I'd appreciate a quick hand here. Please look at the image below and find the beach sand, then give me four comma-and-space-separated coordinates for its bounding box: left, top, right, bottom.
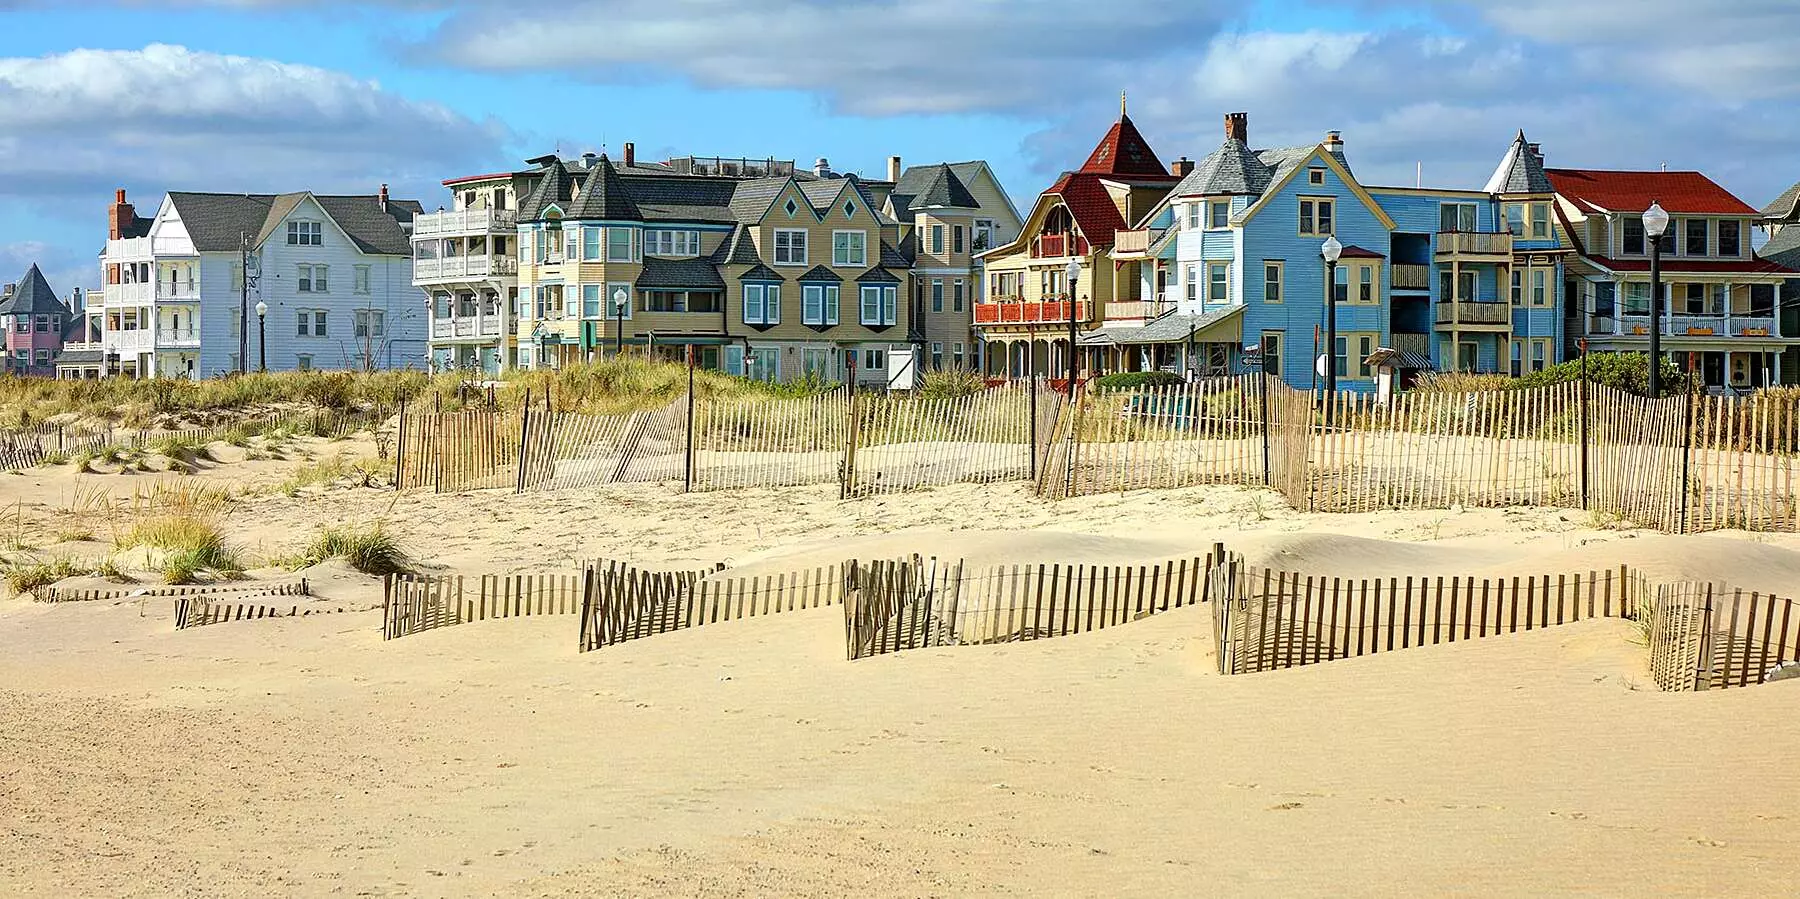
2, 446, 1798, 897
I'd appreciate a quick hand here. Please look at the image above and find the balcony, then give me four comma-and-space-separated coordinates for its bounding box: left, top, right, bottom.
105, 237, 153, 260
1392, 332, 1431, 359
105, 330, 153, 353
1031, 233, 1090, 259
156, 283, 199, 302
413, 208, 517, 237
1104, 299, 1171, 322
430, 316, 507, 341
156, 329, 200, 348
973, 299, 1092, 325
413, 255, 519, 282
1391, 263, 1431, 291
1609, 313, 1780, 339
1112, 228, 1153, 256
1435, 301, 1511, 328
105, 282, 152, 305
1435, 231, 1513, 261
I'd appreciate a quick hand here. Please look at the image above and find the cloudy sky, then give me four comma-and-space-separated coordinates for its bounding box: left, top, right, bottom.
4, 0, 1799, 293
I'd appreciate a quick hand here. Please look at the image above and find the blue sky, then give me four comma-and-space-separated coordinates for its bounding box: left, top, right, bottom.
5, 0, 1800, 294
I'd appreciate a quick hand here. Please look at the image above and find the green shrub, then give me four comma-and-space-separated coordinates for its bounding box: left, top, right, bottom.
1516, 352, 1693, 397
4, 556, 80, 595
1094, 371, 1186, 392
917, 369, 985, 400
293, 522, 409, 576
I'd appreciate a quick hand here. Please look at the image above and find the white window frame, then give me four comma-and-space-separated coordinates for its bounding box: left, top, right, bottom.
743, 283, 780, 325
606, 227, 635, 262
859, 285, 897, 326
802, 283, 840, 326
1184, 264, 1199, 305
1185, 204, 1201, 230
1207, 262, 1230, 303
287, 220, 322, 246
353, 265, 371, 295
773, 229, 808, 266
832, 230, 867, 267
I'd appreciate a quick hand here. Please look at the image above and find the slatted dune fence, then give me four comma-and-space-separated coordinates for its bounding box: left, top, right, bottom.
690, 389, 848, 491
1646, 581, 1800, 690
382, 570, 589, 640
1686, 393, 1800, 532
394, 410, 522, 493
1310, 383, 1582, 513
845, 550, 1224, 660
1266, 377, 1313, 505
174, 597, 353, 629
1214, 566, 1640, 675
38, 579, 311, 604
579, 560, 840, 652
1588, 387, 1687, 531
1065, 377, 1265, 496
848, 384, 1033, 496
528, 398, 687, 491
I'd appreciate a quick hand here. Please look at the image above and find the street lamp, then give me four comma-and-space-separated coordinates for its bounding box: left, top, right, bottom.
254, 300, 268, 372
1064, 258, 1081, 392
1320, 235, 1343, 417
1642, 200, 1671, 396
612, 287, 629, 358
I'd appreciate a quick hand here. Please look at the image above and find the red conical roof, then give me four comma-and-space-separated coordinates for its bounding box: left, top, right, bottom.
1078, 112, 1172, 179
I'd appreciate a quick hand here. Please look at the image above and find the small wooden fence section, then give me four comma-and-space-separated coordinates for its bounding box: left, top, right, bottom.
578, 560, 841, 652
37, 579, 311, 604
395, 408, 523, 492
844, 551, 1222, 660
1645, 582, 1800, 690
847, 384, 1036, 496
382, 570, 587, 640
1214, 566, 1640, 676
174, 596, 347, 629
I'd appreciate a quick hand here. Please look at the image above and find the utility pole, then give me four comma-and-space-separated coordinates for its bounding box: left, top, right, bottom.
238, 231, 250, 375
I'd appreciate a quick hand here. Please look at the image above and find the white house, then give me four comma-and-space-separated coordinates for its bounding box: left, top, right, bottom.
97, 187, 428, 377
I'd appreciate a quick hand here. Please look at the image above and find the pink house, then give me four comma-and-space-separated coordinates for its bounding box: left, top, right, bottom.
0, 265, 73, 377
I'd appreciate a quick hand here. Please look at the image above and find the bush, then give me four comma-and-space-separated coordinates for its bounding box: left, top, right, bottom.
917, 369, 985, 400
3, 556, 80, 595
1094, 371, 1185, 392
1516, 352, 1693, 397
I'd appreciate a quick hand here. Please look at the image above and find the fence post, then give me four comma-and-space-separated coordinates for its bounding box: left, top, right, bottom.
514, 387, 531, 493
1063, 382, 1085, 498
392, 398, 407, 490
684, 347, 697, 493
381, 574, 392, 639
841, 384, 860, 499
1259, 373, 1272, 487
1578, 367, 1590, 510
1679, 387, 1695, 534
1028, 375, 1039, 481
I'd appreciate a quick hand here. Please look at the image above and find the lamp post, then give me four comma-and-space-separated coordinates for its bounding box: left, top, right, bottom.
1320, 235, 1343, 420
1643, 200, 1670, 396
612, 287, 629, 358
254, 300, 267, 372
1064, 258, 1081, 393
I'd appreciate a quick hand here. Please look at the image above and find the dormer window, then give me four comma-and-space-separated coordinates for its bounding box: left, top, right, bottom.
1308, 169, 1325, 185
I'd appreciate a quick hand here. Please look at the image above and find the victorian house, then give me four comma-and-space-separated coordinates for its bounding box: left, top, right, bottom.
1755, 180, 1800, 384
0, 265, 73, 377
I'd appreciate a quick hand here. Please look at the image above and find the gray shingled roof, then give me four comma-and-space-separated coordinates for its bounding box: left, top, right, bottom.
892, 163, 980, 214
882, 238, 913, 268
795, 264, 841, 282
0, 265, 70, 318
729, 178, 793, 222
1483, 130, 1553, 194
1758, 224, 1800, 270
1171, 139, 1273, 197
54, 348, 103, 366
1076, 305, 1242, 346
1762, 180, 1800, 220
739, 263, 783, 281
855, 266, 901, 284
637, 256, 726, 289
520, 161, 576, 221
569, 155, 642, 221
166, 192, 419, 255
709, 226, 765, 266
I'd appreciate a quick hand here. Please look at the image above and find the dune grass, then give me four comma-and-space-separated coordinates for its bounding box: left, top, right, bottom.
3, 556, 81, 595
280, 522, 410, 576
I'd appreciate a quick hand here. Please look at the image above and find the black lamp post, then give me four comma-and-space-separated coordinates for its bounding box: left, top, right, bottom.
1320, 235, 1343, 420
612, 287, 629, 358
254, 300, 267, 372
1643, 200, 1670, 396
1064, 258, 1081, 392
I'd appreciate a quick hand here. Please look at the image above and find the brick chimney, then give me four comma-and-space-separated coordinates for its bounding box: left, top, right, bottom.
1171, 156, 1195, 177
378, 183, 389, 213
108, 188, 136, 240
1224, 112, 1248, 144
887, 155, 902, 182
623, 142, 635, 167
1324, 130, 1344, 154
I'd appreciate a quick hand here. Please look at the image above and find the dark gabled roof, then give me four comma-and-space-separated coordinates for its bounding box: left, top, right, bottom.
729, 177, 794, 222
569, 155, 642, 221
739, 263, 784, 281
798, 179, 844, 214
855, 266, 901, 284
1758, 224, 1800, 269
893, 163, 980, 213
0, 265, 70, 317
1762, 180, 1800, 220
880, 239, 913, 268
795, 264, 842, 282
166, 192, 419, 255
709, 226, 765, 266
624, 173, 739, 224
519, 160, 576, 220
54, 348, 103, 366
1484, 130, 1553, 194
636, 256, 725, 289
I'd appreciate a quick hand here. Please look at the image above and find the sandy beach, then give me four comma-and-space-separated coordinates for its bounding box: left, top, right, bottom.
3, 441, 1799, 897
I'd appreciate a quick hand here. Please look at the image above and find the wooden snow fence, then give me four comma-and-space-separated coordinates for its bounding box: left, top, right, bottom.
690, 390, 848, 492
382, 570, 586, 640
578, 560, 843, 652
394, 409, 523, 493
525, 397, 689, 491
174, 596, 349, 629
844, 549, 1226, 661
1065, 376, 1267, 496
37, 579, 310, 604
1644, 581, 1800, 691
1214, 566, 1641, 676
846, 383, 1035, 496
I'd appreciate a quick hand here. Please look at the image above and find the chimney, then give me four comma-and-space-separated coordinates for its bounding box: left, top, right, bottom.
1324, 131, 1344, 153
1171, 156, 1195, 177
814, 157, 833, 178
378, 183, 389, 212
108, 188, 136, 241
887, 155, 902, 183
623, 142, 635, 168
1224, 112, 1248, 144
1526, 142, 1542, 160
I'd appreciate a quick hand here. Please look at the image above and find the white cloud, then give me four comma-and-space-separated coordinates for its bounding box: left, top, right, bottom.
0, 43, 508, 202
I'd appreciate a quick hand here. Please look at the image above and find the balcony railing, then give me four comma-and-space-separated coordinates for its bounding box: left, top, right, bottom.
156, 329, 200, 347
104, 330, 153, 352
1435, 301, 1512, 326
1392, 332, 1432, 359
1435, 231, 1513, 258
413, 255, 519, 281
106, 282, 152, 304
1391, 263, 1431, 291
1031, 233, 1090, 259
973, 299, 1092, 325
1610, 313, 1779, 339
431, 316, 508, 340
413, 208, 518, 237
157, 283, 199, 301
105, 237, 153, 260
1112, 228, 1152, 255
1104, 300, 1170, 321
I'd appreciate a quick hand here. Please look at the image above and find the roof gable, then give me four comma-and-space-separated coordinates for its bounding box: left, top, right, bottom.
1484, 130, 1553, 195
520, 161, 576, 220
894, 163, 980, 211
1235, 146, 1397, 231
1761, 180, 1800, 221
1546, 168, 1757, 216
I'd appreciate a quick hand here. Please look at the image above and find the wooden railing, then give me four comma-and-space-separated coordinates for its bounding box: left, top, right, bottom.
1435, 231, 1513, 257
1103, 300, 1170, 321
1391, 263, 1431, 290
1112, 228, 1151, 254
1031, 233, 1089, 258
973, 300, 1092, 325
1435, 301, 1511, 326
